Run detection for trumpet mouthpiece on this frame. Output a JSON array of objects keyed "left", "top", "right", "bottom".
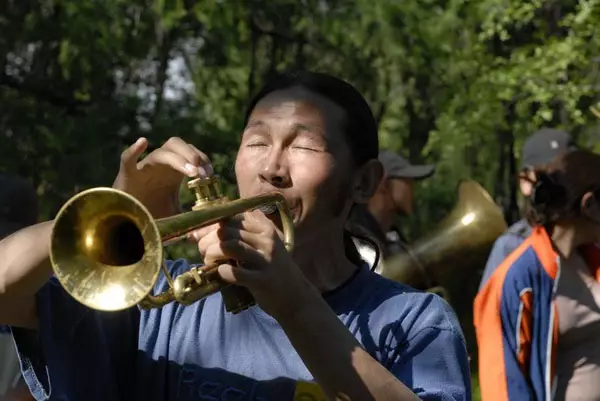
[{"left": 258, "top": 204, "right": 277, "bottom": 215}]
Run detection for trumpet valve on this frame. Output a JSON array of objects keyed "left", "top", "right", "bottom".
[
  {"left": 188, "top": 176, "right": 226, "bottom": 210},
  {"left": 173, "top": 266, "right": 220, "bottom": 305}
]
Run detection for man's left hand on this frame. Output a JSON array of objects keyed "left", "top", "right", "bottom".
[{"left": 191, "top": 212, "right": 316, "bottom": 319}]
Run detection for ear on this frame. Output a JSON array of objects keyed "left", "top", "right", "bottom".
[
  {"left": 351, "top": 159, "right": 384, "bottom": 204},
  {"left": 581, "top": 191, "right": 600, "bottom": 223}
]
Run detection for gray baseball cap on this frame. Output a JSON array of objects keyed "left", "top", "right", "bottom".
[
  {"left": 521, "top": 128, "right": 576, "bottom": 170},
  {"left": 378, "top": 150, "right": 435, "bottom": 180}
]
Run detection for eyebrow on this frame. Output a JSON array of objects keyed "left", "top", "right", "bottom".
[
  {"left": 292, "top": 123, "right": 322, "bottom": 135},
  {"left": 245, "top": 120, "right": 323, "bottom": 135},
  {"left": 245, "top": 120, "right": 266, "bottom": 129}
]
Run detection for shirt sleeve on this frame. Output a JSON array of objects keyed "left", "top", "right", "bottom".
[
  {"left": 474, "top": 264, "right": 535, "bottom": 401},
  {"left": 389, "top": 296, "right": 472, "bottom": 401},
  {"left": 480, "top": 235, "right": 523, "bottom": 290},
  {"left": 11, "top": 276, "right": 140, "bottom": 401}
]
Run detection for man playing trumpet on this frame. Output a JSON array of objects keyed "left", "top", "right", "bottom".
[{"left": 0, "top": 72, "right": 470, "bottom": 401}]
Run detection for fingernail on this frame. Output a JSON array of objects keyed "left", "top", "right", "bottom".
[
  {"left": 206, "top": 164, "right": 214, "bottom": 176},
  {"left": 198, "top": 164, "right": 214, "bottom": 177},
  {"left": 185, "top": 163, "right": 198, "bottom": 177}
]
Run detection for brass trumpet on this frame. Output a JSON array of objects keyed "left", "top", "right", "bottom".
[{"left": 49, "top": 176, "right": 294, "bottom": 313}]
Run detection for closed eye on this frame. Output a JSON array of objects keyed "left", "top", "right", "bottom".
[{"left": 293, "top": 146, "right": 320, "bottom": 152}]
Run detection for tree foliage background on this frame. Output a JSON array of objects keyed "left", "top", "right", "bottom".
[{"left": 1, "top": 0, "right": 600, "bottom": 396}]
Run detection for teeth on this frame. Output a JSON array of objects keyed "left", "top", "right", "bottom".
[{"left": 258, "top": 204, "right": 277, "bottom": 215}]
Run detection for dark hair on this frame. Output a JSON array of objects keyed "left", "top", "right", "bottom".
[
  {"left": 244, "top": 71, "right": 379, "bottom": 166},
  {"left": 527, "top": 150, "right": 600, "bottom": 227}
]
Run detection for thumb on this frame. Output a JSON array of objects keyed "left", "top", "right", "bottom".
[{"left": 119, "top": 137, "right": 148, "bottom": 171}]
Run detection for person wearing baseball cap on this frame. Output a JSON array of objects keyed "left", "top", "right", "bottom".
[
  {"left": 348, "top": 150, "right": 435, "bottom": 268},
  {"left": 479, "top": 128, "right": 577, "bottom": 289},
  {"left": 371, "top": 150, "right": 435, "bottom": 228},
  {"left": 0, "top": 174, "right": 37, "bottom": 401}
]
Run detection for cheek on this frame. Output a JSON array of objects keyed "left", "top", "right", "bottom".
[
  {"left": 391, "top": 182, "right": 409, "bottom": 205},
  {"left": 291, "top": 157, "right": 349, "bottom": 207},
  {"left": 234, "top": 149, "right": 260, "bottom": 192},
  {"left": 402, "top": 188, "right": 414, "bottom": 205},
  {"left": 520, "top": 180, "right": 533, "bottom": 197},
  {"left": 293, "top": 164, "right": 331, "bottom": 193}
]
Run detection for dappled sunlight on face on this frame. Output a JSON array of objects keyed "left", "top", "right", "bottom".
[{"left": 234, "top": 87, "right": 354, "bottom": 239}]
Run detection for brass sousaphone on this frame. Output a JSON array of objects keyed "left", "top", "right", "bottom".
[
  {"left": 376, "top": 180, "right": 507, "bottom": 296},
  {"left": 50, "top": 176, "right": 294, "bottom": 313}
]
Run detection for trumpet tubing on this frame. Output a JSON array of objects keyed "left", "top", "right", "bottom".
[{"left": 49, "top": 176, "right": 294, "bottom": 313}]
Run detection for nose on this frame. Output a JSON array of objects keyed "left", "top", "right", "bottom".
[{"left": 259, "top": 147, "right": 291, "bottom": 188}]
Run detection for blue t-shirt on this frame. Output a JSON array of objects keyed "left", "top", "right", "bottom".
[{"left": 13, "top": 259, "right": 471, "bottom": 401}]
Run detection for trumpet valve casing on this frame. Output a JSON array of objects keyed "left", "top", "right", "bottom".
[
  {"left": 186, "top": 175, "right": 256, "bottom": 313},
  {"left": 188, "top": 176, "right": 227, "bottom": 210}
]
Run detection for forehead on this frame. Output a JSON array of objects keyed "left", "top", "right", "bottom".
[{"left": 248, "top": 87, "right": 346, "bottom": 137}]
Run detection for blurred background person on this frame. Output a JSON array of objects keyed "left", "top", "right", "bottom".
[
  {"left": 475, "top": 149, "right": 600, "bottom": 401},
  {"left": 479, "top": 128, "right": 576, "bottom": 288},
  {"left": 348, "top": 150, "right": 435, "bottom": 268},
  {"left": 0, "top": 174, "right": 37, "bottom": 401}
]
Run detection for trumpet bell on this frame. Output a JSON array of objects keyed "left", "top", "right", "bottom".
[
  {"left": 49, "top": 176, "right": 295, "bottom": 313},
  {"left": 50, "top": 187, "right": 163, "bottom": 311}
]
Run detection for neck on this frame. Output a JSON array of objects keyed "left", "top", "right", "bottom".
[
  {"left": 367, "top": 203, "right": 393, "bottom": 233},
  {"left": 291, "top": 227, "right": 359, "bottom": 293},
  {"left": 551, "top": 224, "right": 586, "bottom": 259}
]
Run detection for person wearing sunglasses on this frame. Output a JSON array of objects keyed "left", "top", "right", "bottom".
[
  {"left": 479, "top": 128, "right": 576, "bottom": 289},
  {"left": 475, "top": 149, "right": 600, "bottom": 401}
]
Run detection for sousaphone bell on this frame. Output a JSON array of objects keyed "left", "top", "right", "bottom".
[{"left": 377, "top": 180, "right": 507, "bottom": 296}]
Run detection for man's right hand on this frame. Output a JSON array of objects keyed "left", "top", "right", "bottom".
[{"left": 112, "top": 137, "right": 213, "bottom": 219}]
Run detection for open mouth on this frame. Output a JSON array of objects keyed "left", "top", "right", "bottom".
[
  {"left": 259, "top": 199, "right": 300, "bottom": 229},
  {"left": 246, "top": 188, "right": 300, "bottom": 228}
]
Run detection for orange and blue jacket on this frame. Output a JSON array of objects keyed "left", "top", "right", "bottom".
[{"left": 473, "top": 226, "right": 600, "bottom": 401}]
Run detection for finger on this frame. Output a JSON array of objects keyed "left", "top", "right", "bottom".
[
  {"left": 217, "top": 226, "right": 267, "bottom": 250},
  {"left": 185, "top": 232, "right": 198, "bottom": 244},
  {"left": 162, "top": 137, "right": 213, "bottom": 175},
  {"left": 189, "top": 223, "right": 220, "bottom": 242},
  {"left": 220, "top": 215, "right": 264, "bottom": 234},
  {"left": 202, "top": 242, "right": 227, "bottom": 266},
  {"left": 204, "top": 239, "right": 264, "bottom": 267},
  {"left": 247, "top": 210, "right": 284, "bottom": 237},
  {"left": 137, "top": 148, "right": 198, "bottom": 178},
  {"left": 188, "top": 217, "right": 253, "bottom": 244},
  {"left": 219, "top": 215, "right": 260, "bottom": 232},
  {"left": 217, "top": 263, "right": 259, "bottom": 285},
  {"left": 248, "top": 209, "right": 271, "bottom": 222},
  {"left": 196, "top": 227, "right": 220, "bottom": 256},
  {"left": 220, "top": 239, "right": 266, "bottom": 266},
  {"left": 188, "top": 143, "right": 214, "bottom": 176},
  {"left": 120, "top": 138, "right": 148, "bottom": 171}
]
